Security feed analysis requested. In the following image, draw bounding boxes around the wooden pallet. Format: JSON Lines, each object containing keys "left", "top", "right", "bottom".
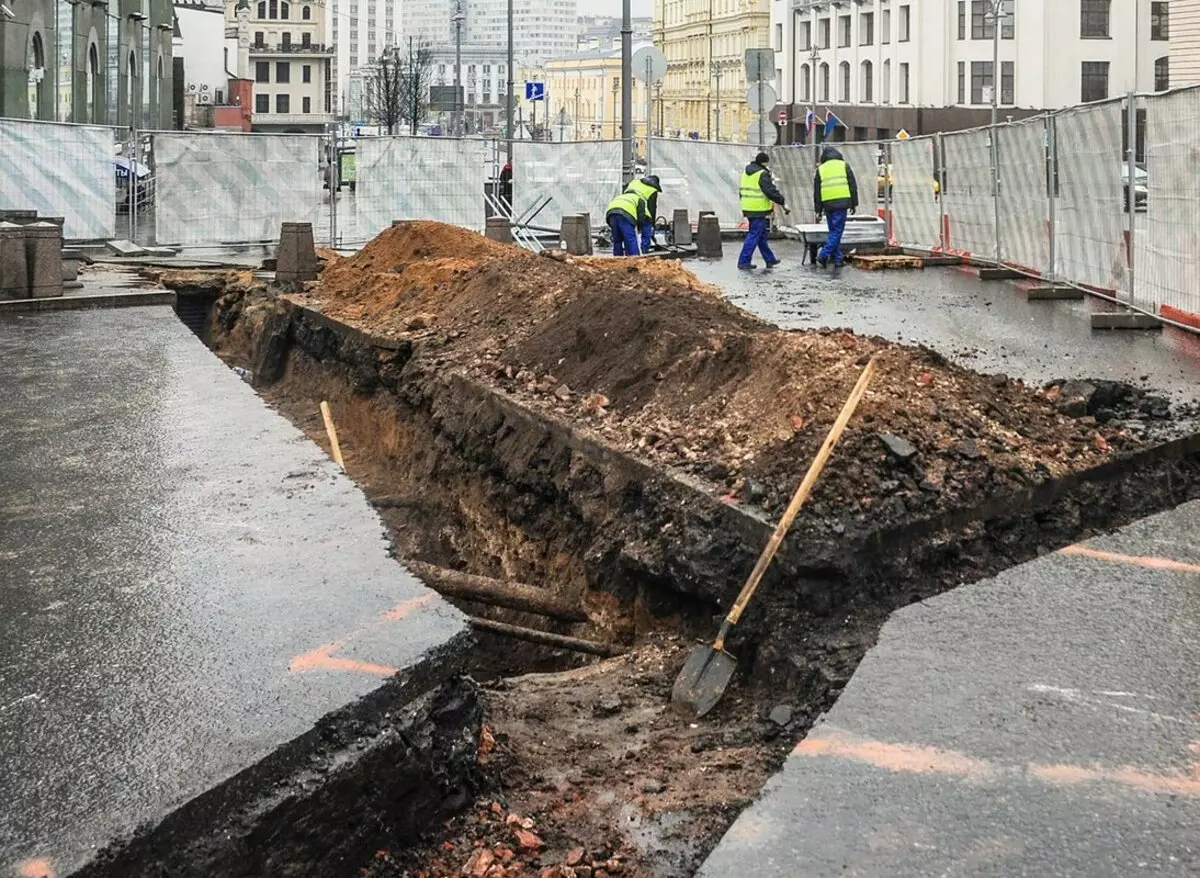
{"left": 850, "top": 254, "right": 926, "bottom": 271}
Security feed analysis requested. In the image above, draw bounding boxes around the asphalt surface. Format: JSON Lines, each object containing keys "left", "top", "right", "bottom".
{"left": 690, "top": 241, "right": 1200, "bottom": 403}
{"left": 0, "top": 306, "right": 467, "bottom": 876}
{"left": 700, "top": 500, "right": 1200, "bottom": 877}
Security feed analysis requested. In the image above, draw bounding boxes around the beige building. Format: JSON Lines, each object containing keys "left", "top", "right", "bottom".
{"left": 521, "top": 46, "right": 651, "bottom": 143}
{"left": 1172, "top": 0, "right": 1200, "bottom": 85}
{"left": 655, "top": 0, "right": 770, "bottom": 141}
{"left": 227, "top": 0, "right": 334, "bottom": 131}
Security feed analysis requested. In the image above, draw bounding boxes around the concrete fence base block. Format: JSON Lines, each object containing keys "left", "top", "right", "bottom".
{"left": 276, "top": 222, "right": 318, "bottom": 283}
{"left": 484, "top": 216, "right": 513, "bottom": 244}
{"left": 1027, "top": 285, "right": 1084, "bottom": 301}
{"left": 978, "top": 266, "right": 1024, "bottom": 280}
{"left": 560, "top": 215, "right": 592, "bottom": 256}
{"left": 696, "top": 215, "right": 722, "bottom": 258}
{"left": 0, "top": 221, "right": 28, "bottom": 299}
{"left": 26, "top": 221, "right": 63, "bottom": 299}
{"left": 1091, "top": 312, "right": 1163, "bottom": 331}
{"left": 673, "top": 208, "right": 692, "bottom": 245}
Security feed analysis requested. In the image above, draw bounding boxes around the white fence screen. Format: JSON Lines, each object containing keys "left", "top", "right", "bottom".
{"left": 512, "top": 140, "right": 622, "bottom": 228}
{"left": 0, "top": 119, "right": 115, "bottom": 240}
{"left": 941, "top": 128, "right": 995, "bottom": 259}
{"left": 997, "top": 118, "right": 1049, "bottom": 274}
{"left": 768, "top": 144, "right": 815, "bottom": 215}
{"left": 1135, "top": 87, "right": 1200, "bottom": 321}
{"left": 154, "top": 133, "right": 323, "bottom": 247}
{"left": 652, "top": 139, "right": 749, "bottom": 228}
{"left": 889, "top": 137, "right": 941, "bottom": 250}
{"left": 356, "top": 136, "right": 487, "bottom": 242}
{"left": 1054, "top": 101, "right": 1127, "bottom": 294}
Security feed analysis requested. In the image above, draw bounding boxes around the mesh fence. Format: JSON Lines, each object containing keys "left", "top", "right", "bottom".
{"left": 154, "top": 133, "right": 324, "bottom": 248}
{"left": 940, "top": 128, "right": 995, "bottom": 259}
{"left": 996, "top": 117, "right": 1050, "bottom": 275}
{"left": 768, "top": 144, "right": 816, "bottom": 214}
{"left": 355, "top": 136, "right": 488, "bottom": 244}
{"left": 512, "top": 140, "right": 623, "bottom": 228}
{"left": 652, "top": 139, "right": 751, "bottom": 229}
{"left": 0, "top": 119, "right": 116, "bottom": 240}
{"left": 1135, "top": 86, "right": 1200, "bottom": 321}
{"left": 1053, "top": 100, "right": 1127, "bottom": 294}
{"left": 889, "top": 136, "right": 942, "bottom": 250}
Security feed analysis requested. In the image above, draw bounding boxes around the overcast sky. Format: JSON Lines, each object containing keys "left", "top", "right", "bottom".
{"left": 578, "top": 0, "right": 653, "bottom": 17}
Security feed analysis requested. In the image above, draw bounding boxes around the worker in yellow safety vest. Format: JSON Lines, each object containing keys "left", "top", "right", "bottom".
{"left": 738, "top": 152, "right": 788, "bottom": 270}
{"left": 813, "top": 146, "right": 860, "bottom": 268}
{"left": 605, "top": 188, "right": 649, "bottom": 257}
{"left": 624, "top": 175, "right": 662, "bottom": 252}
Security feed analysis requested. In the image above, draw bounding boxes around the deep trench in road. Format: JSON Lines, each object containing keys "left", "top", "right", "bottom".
{"left": 165, "top": 248, "right": 1200, "bottom": 878}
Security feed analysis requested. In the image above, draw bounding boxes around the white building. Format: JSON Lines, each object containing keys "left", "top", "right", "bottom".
{"left": 175, "top": 1, "right": 232, "bottom": 123}
{"left": 330, "top": 0, "right": 402, "bottom": 115}
{"left": 1171, "top": 0, "right": 1200, "bottom": 85}
{"left": 772, "top": 0, "right": 1172, "bottom": 142}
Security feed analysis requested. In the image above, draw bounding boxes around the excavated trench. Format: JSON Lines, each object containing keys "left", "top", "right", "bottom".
{"left": 187, "top": 278, "right": 1200, "bottom": 878}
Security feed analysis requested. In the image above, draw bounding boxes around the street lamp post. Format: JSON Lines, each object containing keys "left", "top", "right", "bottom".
{"left": 987, "top": 0, "right": 1006, "bottom": 267}
{"left": 453, "top": 0, "right": 464, "bottom": 136}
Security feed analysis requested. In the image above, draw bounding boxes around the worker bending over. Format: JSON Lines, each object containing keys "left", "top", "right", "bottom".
{"left": 738, "top": 152, "right": 788, "bottom": 270}
{"left": 624, "top": 174, "right": 662, "bottom": 253}
{"left": 605, "top": 187, "right": 648, "bottom": 257}
{"left": 813, "top": 147, "right": 859, "bottom": 268}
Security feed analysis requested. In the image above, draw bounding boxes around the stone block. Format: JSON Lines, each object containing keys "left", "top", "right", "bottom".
{"left": 1091, "top": 311, "right": 1163, "bottom": 330}
{"left": 0, "top": 222, "right": 29, "bottom": 299}
{"left": 673, "top": 208, "right": 692, "bottom": 245}
{"left": 276, "top": 221, "right": 318, "bottom": 283}
{"left": 1027, "top": 285, "right": 1084, "bottom": 301}
{"left": 25, "top": 221, "right": 63, "bottom": 299}
{"left": 106, "top": 239, "right": 148, "bottom": 257}
{"left": 484, "top": 216, "right": 513, "bottom": 244}
{"left": 977, "top": 266, "right": 1023, "bottom": 280}
{"left": 560, "top": 215, "right": 592, "bottom": 256}
{"left": 0, "top": 210, "right": 38, "bottom": 224}
{"left": 696, "top": 214, "right": 722, "bottom": 258}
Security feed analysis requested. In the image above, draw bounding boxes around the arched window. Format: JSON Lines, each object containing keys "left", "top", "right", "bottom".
{"left": 269, "top": 0, "right": 278, "bottom": 19}
{"left": 800, "top": 63, "right": 811, "bottom": 102}
{"left": 839, "top": 61, "right": 850, "bottom": 102}
{"left": 819, "top": 62, "right": 830, "bottom": 102}
{"left": 28, "top": 32, "right": 45, "bottom": 119}
{"left": 882, "top": 59, "right": 891, "bottom": 103}
{"left": 302, "top": 5, "right": 311, "bottom": 19}
{"left": 861, "top": 60, "right": 873, "bottom": 102}
{"left": 280, "top": 2, "right": 289, "bottom": 19}
{"left": 87, "top": 43, "right": 100, "bottom": 123}
{"left": 258, "top": 2, "right": 266, "bottom": 18}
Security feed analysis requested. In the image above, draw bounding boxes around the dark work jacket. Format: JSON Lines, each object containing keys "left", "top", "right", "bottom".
{"left": 812, "top": 147, "right": 860, "bottom": 213}
{"left": 742, "top": 162, "right": 786, "bottom": 217}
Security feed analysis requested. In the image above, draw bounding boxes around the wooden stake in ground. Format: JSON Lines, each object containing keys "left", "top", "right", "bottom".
{"left": 319, "top": 401, "right": 345, "bottom": 472}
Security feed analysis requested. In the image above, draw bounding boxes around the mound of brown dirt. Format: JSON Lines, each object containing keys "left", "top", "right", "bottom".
{"left": 288, "top": 221, "right": 1142, "bottom": 532}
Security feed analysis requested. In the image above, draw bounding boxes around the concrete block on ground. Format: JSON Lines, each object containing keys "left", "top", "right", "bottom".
{"left": 1091, "top": 311, "right": 1163, "bottom": 330}
{"left": 276, "top": 221, "right": 318, "bottom": 283}
{"left": 484, "top": 216, "right": 513, "bottom": 244}
{"left": 696, "top": 214, "right": 722, "bottom": 258}
{"left": 673, "top": 208, "right": 692, "bottom": 245}
{"left": 1027, "top": 284, "right": 1084, "bottom": 301}
{"left": 977, "top": 266, "right": 1023, "bottom": 280}
{"left": 62, "top": 249, "right": 85, "bottom": 282}
{"left": 0, "top": 221, "right": 28, "bottom": 299}
{"left": 560, "top": 214, "right": 592, "bottom": 256}
{"left": 0, "top": 209, "right": 37, "bottom": 223}
{"left": 142, "top": 246, "right": 180, "bottom": 257}
{"left": 25, "top": 221, "right": 63, "bottom": 299}
{"left": 579, "top": 213, "right": 593, "bottom": 254}
{"left": 107, "top": 239, "right": 148, "bottom": 257}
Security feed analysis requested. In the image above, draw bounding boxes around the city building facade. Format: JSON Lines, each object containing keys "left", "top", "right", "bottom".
{"left": 1171, "top": 0, "right": 1200, "bottom": 84}
{"left": 530, "top": 44, "right": 651, "bottom": 142}
{"left": 773, "top": 0, "right": 1172, "bottom": 143}
{"left": 330, "top": 0, "right": 400, "bottom": 115}
{"left": 0, "top": 0, "right": 175, "bottom": 127}
{"left": 576, "top": 15, "right": 652, "bottom": 50}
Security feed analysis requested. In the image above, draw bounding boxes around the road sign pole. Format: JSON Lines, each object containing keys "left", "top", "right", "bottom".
{"left": 646, "top": 56, "right": 653, "bottom": 173}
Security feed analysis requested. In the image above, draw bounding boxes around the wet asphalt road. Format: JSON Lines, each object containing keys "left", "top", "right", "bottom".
{"left": 0, "top": 307, "right": 466, "bottom": 875}
{"left": 689, "top": 242, "right": 1200, "bottom": 403}
{"left": 700, "top": 501, "right": 1200, "bottom": 877}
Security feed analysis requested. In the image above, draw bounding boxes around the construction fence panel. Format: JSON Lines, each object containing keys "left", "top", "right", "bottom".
{"left": 154, "top": 132, "right": 323, "bottom": 247}
{"left": 1135, "top": 86, "right": 1200, "bottom": 322}
{"left": 652, "top": 139, "right": 749, "bottom": 228}
{"left": 835, "top": 142, "right": 881, "bottom": 216}
{"left": 355, "top": 136, "right": 488, "bottom": 242}
{"left": 1053, "top": 100, "right": 1127, "bottom": 294}
{"left": 997, "top": 117, "right": 1050, "bottom": 274}
{"left": 768, "top": 144, "right": 816, "bottom": 214}
{"left": 889, "top": 136, "right": 942, "bottom": 251}
{"left": 940, "top": 128, "right": 995, "bottom": 259}
{"left": 512, "top": 140, "right": 623, "bottom": 228}
{"left": 0, "top": 119, "right": 115, "bottom": 240}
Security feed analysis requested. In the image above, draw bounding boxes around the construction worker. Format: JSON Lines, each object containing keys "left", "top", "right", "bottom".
{"left": 813, "top": 146, "right": 859, "bottom": 268}
{"left": 738, "top": 152, "right": 788, "bottom": 270}
{"left": 624, "top": 174, "right": 662, "bottom": 253}
{"left": 605, "top": 187, "right": 648, "bottom": 257}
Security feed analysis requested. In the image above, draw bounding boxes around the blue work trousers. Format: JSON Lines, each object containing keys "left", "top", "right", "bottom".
{"left": 818, "top": 209, "right": 848, "bottom": 264}
{"left": 609, "top": 215, "right": 641, "bottom": 257}
{"left": 738, "top": 216, "right": 777, "bottom": 267}
{"left": 639, "top": 221, "right": 654, "bottom": 252}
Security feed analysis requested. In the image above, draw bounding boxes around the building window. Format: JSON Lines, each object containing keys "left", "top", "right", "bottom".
{"left": 958, "top": 1, "right": 966, "bottom": 39}
{"left": 899, "top": 62, "right": 910, "bottom": 102}
{"left": 276, "top": 61, "right": 290, "bottom": 83}
{"left": 255, "top": 93, "right": 269, "bottom": 113}
{"left": 819, "top": 17, "right": 831, "bottom": 49}
{"left": 838, "top": 14, "right": 851, "bottom": 47}
{"left": 819, "top": 62, "right": 830, "bottom": 101}
{"left": 268, "top": 0, "right": 277, "bottom": 19}
{"left": 1002, "top": 61, "right": 1014, "bottom": 103}
{"left": 303, "top": 64, "right": 311, "bottom": 83}
{"left": 276, "top": 93, "right": 290, "bottom": 113}
{"left": 1081, "top": 61, "right": 1109, "bottom": 102}
{"left": 800, "top": 63, "right": 811, "bottom": 101}
{"left": 775, "top": 22, "right": 782, "bottom": 51}
{"left": 1154, "top": 56, "right": 1169, "bottom": 91}
{"left": 800, "top": 21, "right": 812, "bottom": 50}
{"left": 958, "top": 61, "right": 966, "bottom": 103}
{"left": 970, "top": 61, "right": 990, "bottom": 103}
{"left": 860, "top": 12, "right": 874, "bottom": 45}
{"left": 301, "top": 32, "right": 311, "bottom": 47}
{"left": 281, "top": 2, "right": 289, "bottom": 19}
{"left": 257, "top": 1, "right": 266, "bottom": 18}
{"left": 861, "top": 60, "right": 873, "bottom": 101}
{"left": 899, "top": 5, "right": 911, "bottom": 41}
{"left": 839, "top": 60, "right": 850, "bottom": 101}
{"left": 1081, "top": 0, "right": 1110, "bottom": 39}
{"left": 1151, "top": 2, "right": 1169, "bottom": 41}
{"left": 281, "top": 32, "right": 291, "bottom": 49}
{"left": 882, "top": 58, "right": 891, "bottom": 102}
{"left": 254, "top": 31, "right": 264, "bottom": 46}
{"left": 971, "top": 0, "right": 1014, "bottom": 40}
{"left": 256, "top": 61, "right": 270, "bottom": 83}
{"left": 303, "top": 95, "right": 311, "bottom": 113}
{"left": 881, "top": 9, "right": 890, "bottom": 43}
{"left": 302, "top": 4, "right": 311, "bottom": 19}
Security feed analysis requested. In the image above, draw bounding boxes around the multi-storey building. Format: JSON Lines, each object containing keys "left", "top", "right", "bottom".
{"left": 773, "top": 0, "right": 1172, "bottom": 143}
{"left": 576, "top": 15, "right": 653, "bottom": 51}
{"left": 0, "top": 0, "right": 175, "bottom": 127}
{"left": 529, "top": 44, "right": 651, "bottom": 141}
{"left": 330, "top": 0, "right": 401, "bottom": 115}
{"left": 226, "top": 0, "right": 335, "bottom": 131}
{"left": 1171, "top": 0, "right": 1200, "bottom": 84}
{"left": 655, "top": 0, "right": 772, "bottom": 142}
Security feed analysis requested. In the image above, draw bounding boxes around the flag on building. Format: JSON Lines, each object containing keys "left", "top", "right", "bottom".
{"left": 823, "top": 111, "right": 844, "bottom": 139}
{"left": 804, "top": 109, "right": 817, "bottom": 137}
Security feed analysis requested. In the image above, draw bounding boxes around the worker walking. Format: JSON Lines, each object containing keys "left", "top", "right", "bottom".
{"left": 605, "top": 187, "right": 648, "bottom": 257}
{"left": 624, "top": 174, "right": 662, "bottom": 253}
{"left": 813, "top": 146, "right": 859, "bottom": 268}
{"left": 738, "top": 152, "right": 788, "bottom": 270}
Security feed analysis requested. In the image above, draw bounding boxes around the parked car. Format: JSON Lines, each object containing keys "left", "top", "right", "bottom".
{"left": 114, "top": 156, "right": 154, "bottom": 212}
{"left": 1121, "top": 163, "right": 1148, "bottom": 212}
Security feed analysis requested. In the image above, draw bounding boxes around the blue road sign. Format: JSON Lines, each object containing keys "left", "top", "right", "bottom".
{"left": 525, "top": 81, "right": 545, "bottom": 101}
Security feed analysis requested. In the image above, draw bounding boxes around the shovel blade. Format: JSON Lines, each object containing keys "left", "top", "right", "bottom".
{"left": 670, "top": 643, "right": 737, "bottom": 718}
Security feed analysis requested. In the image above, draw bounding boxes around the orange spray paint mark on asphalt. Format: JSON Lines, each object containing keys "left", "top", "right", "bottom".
{"left": 382, "top": 592, "right": 435, "bottom": 621}
{"left": 1060, "top": 544, "right": 1200, "bottom": 575}
{"left": 289, "top": 641, "right": 399, "bottom": 678}
{"left": 16, "top": 859, "right": 56, "bottom": 878}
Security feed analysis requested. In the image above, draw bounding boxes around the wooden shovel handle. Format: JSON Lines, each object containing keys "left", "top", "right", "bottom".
{"left": 714, "top": 355, "right": 878, "bottom": 649}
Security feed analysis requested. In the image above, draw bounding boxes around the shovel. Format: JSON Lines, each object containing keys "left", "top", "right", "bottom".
{"left": 671, "top": 355, "right": 879, "bottom": 718}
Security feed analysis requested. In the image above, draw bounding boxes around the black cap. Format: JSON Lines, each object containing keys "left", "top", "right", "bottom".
{"left": 754, "top": 151, "right": 770, "bottom": 165}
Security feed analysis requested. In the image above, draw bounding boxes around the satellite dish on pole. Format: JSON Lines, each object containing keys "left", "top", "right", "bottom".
{"left": 632, "top": 46, "right": 668, "bottom": 84}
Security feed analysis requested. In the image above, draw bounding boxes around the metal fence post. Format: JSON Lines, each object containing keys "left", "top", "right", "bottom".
{"left": 936, "top": 132, "right": 948, "bottom": 252}
{"left": 1046, "top": 114, "right": 1057, "bottom": 282}
{"left": 1125, "top": 91, "right": 1137, "bottom": 306}
{"left": 882, "top": 140, "right": 893, "bottom": 246}
{"left": 991, "top": 124, "right": 1002, "bottom": 266}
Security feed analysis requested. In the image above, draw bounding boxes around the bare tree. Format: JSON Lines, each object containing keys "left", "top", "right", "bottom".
{"left": 364, "top": 39, "right": 434, "bottom": 135}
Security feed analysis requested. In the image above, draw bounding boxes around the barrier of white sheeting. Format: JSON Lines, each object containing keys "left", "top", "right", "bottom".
{"left": 940, "top": 128, "right": 996, "bottom": 259}
{"left": 996, "top": 117, "right": 1050, "bottom": 275}
{"left": 355, "top": 136, "right": 487, "bottom": 242}
{"left": 512, "top": 140, "right": 623, "bottom": 228}
{"left": 0, "top": 119, "right": 115, "bottom": 240}
{"left": 1134, "top": 87, "right": 1200, "bottom": 322}
{"left": 154, "top": 133, "right": 323, "bottom": 247}
{"left": 889, "top": 136, "right": 942, "bottom": 250}
{"left": 768, "top": 145, "right": 816, "bottom": 215}
{"left": 651, "top": 139, "right": 752, "bottom": 228}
